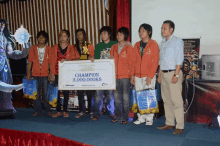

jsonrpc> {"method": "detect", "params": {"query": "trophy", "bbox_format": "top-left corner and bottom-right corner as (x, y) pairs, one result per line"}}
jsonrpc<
(80, 41), (91, 60)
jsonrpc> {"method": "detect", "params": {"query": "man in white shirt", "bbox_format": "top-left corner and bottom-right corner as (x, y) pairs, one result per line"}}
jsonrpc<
(157, 20), (184, 135)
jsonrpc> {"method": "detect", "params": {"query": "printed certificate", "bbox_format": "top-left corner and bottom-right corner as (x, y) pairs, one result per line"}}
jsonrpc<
(58, 59), (116, 90)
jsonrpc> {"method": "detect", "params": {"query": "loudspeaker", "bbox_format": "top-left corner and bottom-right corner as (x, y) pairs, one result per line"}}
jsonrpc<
(202, 55), (220, 80)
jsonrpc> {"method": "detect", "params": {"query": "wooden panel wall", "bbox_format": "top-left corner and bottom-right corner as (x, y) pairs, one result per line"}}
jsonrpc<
(0, 0), (109, 49)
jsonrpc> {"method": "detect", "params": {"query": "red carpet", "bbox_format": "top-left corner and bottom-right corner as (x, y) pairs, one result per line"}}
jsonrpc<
(0, 128), (93, 146)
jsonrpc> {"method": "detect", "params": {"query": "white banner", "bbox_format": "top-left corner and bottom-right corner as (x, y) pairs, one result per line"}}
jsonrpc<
(58, 59), (116, 90)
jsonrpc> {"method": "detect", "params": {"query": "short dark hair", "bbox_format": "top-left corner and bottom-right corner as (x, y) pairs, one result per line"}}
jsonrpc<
(117, 27), (129, 41)
(100, 26), (113, 41)
(100, 26), (112, 35)
(139, 23), (153, 38)
(163, 20), (175, 33)
(37, 31), (49, 43)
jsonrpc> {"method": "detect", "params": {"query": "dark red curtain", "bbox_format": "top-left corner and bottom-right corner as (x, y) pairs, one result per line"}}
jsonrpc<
(0, 128), (93, 146)
(117, 0), (131, 41)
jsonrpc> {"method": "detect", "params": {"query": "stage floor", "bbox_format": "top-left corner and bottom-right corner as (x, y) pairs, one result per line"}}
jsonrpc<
(0, 108), (220, 146)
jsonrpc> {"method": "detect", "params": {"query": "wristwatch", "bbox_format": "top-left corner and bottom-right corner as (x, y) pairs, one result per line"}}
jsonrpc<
(174, 74), (179, 78)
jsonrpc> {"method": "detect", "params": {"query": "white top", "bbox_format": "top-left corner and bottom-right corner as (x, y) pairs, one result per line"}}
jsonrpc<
(37, 46), (46, 65)
(118, 42), (126, 54)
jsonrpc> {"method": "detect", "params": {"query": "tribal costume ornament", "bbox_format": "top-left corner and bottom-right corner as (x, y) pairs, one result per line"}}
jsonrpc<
(12, 25), (31, 48)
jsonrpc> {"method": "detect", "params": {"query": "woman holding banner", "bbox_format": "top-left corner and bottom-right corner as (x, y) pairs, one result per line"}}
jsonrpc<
(74, 28), (95, 119)
(50, 29), (80, 118)
(131, 23), (159, 126)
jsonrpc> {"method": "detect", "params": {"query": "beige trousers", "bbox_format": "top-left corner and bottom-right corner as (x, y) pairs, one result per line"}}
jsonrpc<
(161, 70), (184, 129)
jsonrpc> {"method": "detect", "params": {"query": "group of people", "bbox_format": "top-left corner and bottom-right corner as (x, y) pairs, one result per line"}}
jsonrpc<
(0, 18), (184, 135)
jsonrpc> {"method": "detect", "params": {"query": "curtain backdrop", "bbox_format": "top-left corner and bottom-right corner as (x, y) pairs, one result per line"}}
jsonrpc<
(117, 0), (131, 41)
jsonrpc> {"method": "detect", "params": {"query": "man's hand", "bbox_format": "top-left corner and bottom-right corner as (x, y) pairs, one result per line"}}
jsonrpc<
(110, 55), (114, 59)
(26, 74), (31, 82)
(60, 58), (67, 63)
(130, 76), (135, 85)
(49, 74), (55, 83)
(157, 75), (161, 83)
(89, 56), (95, 62)
(145, 77), (152, 85)
(171, 76), (178, 84)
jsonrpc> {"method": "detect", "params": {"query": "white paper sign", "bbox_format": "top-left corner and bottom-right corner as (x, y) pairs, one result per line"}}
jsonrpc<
(58, 59), (116, 90)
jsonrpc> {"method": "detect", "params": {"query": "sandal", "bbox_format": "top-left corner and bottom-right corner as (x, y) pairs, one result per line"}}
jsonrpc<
(92, 115), (99, 121)
(63, 112), (69, 118)
(111, 119), (118, 123)
(75, 112), (85, 118)
(33, 112), (39, 116)
(109, 115), (116, 119)
(121, 121), (128, 125)
(52, 112), (62, 118)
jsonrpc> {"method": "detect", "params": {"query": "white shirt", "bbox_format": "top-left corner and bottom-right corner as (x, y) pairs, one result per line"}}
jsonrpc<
(159, 35), (184, 70)
(37, 46), (46, 65)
